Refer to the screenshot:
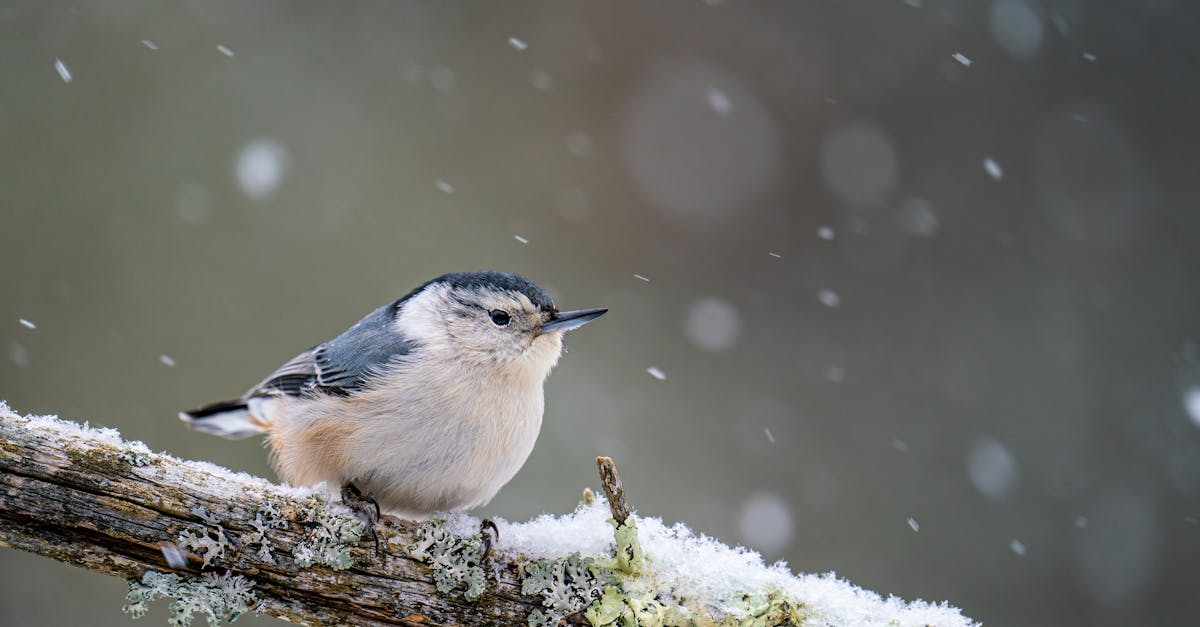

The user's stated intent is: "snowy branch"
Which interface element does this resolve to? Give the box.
[0,402,977,627]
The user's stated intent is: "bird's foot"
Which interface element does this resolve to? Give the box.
[340,482,383,554]
[480,518,500,560]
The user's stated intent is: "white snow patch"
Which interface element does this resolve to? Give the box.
[983,157,1004,181]
[18,318,37,330]
[54,58,72,83]
[217,44,235,57]
[646,366,667,381]
[494,500,976,626]
[507,37,528,51]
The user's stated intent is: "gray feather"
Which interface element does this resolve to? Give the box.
[250,301,418,399]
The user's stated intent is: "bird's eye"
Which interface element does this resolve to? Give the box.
[489,309,511,326]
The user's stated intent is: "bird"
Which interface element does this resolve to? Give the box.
[180,271,606,521]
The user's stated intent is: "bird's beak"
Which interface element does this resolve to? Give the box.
[541,307,607,333]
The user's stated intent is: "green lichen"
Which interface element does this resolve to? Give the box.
[292,494,365,570]
[123,570,257,627]
[521,554,615,626]
[726,589,804,627]
[406,520,488,601]
[599,515,643,577]
[585,585,672,627]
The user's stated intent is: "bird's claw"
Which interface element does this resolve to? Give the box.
[341,482,383,554]
[480,518,500,560]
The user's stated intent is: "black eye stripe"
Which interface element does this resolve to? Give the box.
[489,309,511,326]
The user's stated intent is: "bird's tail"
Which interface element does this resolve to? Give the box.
[179,399,267,440]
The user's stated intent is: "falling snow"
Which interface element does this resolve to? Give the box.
[646,366,667,381]
[141,40,159,50]
[507,37,528,51]
[1182,386,1200,428]
[764,428,776,444]
[817,226,836,241]
[434,179,455,194]
[1009,539,1027,556]
[217,44,235,57]
[818,289,841,308]
[633,274,651,282]
[907,517,920,532]
[768,252,782,258]
[235,139,288,199]
[685,298,741,352]
[983,157,1004,180]
[159,354,176,367]
[54,58,71,83]
[513,235,529,244]
[18,319,37,330]
[705,87,734,115]
[952,52,972,66]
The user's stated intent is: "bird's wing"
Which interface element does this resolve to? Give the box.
[248,301,418,399]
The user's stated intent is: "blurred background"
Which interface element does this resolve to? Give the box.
[2,1,1199,625]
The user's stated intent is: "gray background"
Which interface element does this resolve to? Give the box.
[3,1,1199,625]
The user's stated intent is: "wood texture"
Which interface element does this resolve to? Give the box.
[0,408,547,626]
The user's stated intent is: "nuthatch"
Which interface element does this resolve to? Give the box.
[181,271,606,520]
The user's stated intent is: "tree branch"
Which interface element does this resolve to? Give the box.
[0,403,978,627]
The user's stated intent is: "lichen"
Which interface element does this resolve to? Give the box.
[599,515,643,577]
[406,520,488,601]
[585,585,672,627]
[177,519,232,570]
[726,589,804,627]
[521,553,615,626]
[123,570,258,627]
[292,494,365,570]
[241,501,288,565]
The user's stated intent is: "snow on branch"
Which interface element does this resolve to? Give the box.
[0,401,976,627]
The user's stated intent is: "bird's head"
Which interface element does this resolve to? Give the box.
[395,271,606,376]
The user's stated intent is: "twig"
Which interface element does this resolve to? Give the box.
[595,456,630,523]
